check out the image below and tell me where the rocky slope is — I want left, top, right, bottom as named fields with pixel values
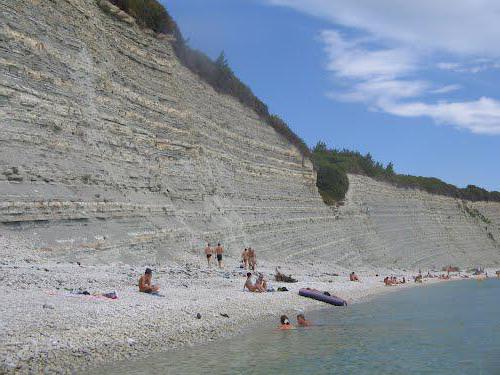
left=1, top=0, right=499, bottom=268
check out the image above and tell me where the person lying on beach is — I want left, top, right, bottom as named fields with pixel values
left=297, top=314, right=311, bottom=327
left=384, top=277, right=393, bottom=286
left=139, top=268, right=160, bottom=293
left=279, top=315, right=295, bottom=330
left=349, top=272, right=360, bottom=282
left=204, top=243, right=213, bottom=267
left=244, top=272, right=262, bottom=292
left=255, top=273, right=268, bottom=292
left=275, top=267, right=298, bottom=283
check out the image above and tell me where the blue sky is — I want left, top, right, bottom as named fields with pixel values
left=165, top=0, right=499, bottom=191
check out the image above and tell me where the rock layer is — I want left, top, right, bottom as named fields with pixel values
left=1, top=0, right=499, bottom=268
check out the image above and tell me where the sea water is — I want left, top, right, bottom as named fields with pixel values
left=94, top=279, right=500, bottom=374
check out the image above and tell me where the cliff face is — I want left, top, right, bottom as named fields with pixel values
left=1, top=0, right=499, bottom=268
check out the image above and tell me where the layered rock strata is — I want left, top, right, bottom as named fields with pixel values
left=1, top=0, right=499, bottom=268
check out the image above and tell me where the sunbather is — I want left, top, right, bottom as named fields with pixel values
left=244, top=272, right=261, bottom=292
left=349, top=272, right=360, bottom=282
left=255, top=273, right=268, bottom=292
left=139, top=268, right=160, bottom=293
left=275, top=267, right=298, bottom=283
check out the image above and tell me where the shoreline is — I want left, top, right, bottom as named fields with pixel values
left=0, top=256, right=490, bottom=374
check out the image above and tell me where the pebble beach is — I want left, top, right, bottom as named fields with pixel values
left=0, top=236, right=468, bottom=374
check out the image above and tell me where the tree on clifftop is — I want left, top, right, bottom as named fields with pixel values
left=214, top=51, right=233, bottom=90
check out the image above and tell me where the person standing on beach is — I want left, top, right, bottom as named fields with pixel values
left=138, top=268, right=160, bottom=293
left=204, top=243, right=213, bottom=267
left=241, top=248, right=249, bottom=269
left=248, top=247, right=257, bottom=270
left=215, top=243, right=224, bottom=268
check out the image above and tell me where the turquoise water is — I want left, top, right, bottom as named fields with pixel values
left=95, top=279, right=500, bottom=374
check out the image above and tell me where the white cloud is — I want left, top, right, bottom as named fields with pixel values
left=333, top=80, right=429, bottom=104
left=321, top=30, right=416, bottom=80
left=430, top=84, right=461, bottom=94
left=436, top=62, right=462, bottom=71
left=265, top=1, right=500, bottom=135
left=321, top=31, right=427, bottom=102
left=321, top=31, right=433, bottom=104
left=382, top=98, right=500, bottom=135
left=436, top=60, right=500, bottom=74
left=266, top=0, right=500, bottom=57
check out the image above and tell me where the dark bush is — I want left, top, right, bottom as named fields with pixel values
left=316, top=162, right=349, bottom=204
left=109, top=0, right=177, bottom=33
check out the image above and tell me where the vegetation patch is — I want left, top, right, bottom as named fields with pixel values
left=311, top=142, right=500, bottom=205
left=108, top=0, right=177, bottom=33
left=463, top=204, right=492, bottom=224
left=487, top=232, right=495, bottom=242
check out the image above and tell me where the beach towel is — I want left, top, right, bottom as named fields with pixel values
left=102, top=291, right=118, bottom=299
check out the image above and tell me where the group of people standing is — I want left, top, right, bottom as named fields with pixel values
left=203, top=243, right=257, bottom=271
left=241, top=247, right=257, bottom=270
left=204, top=243, right=225, bottom=268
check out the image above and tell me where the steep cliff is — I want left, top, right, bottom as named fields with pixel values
left=1, top=0, right=499, bottom=268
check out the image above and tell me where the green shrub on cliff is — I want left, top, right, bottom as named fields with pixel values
left=315, top=162, right=349, bottom=204
left=312, top=141, right=500, bottom=204
left=109, top=0, right=177, bottom=33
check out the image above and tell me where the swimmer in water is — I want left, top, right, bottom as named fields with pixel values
left=279, top=315, right=295, bottom=330
left=296, top=313, right=311, bottom=327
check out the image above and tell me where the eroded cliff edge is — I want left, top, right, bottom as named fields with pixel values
left=1, top=0, right=499, bottom=268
